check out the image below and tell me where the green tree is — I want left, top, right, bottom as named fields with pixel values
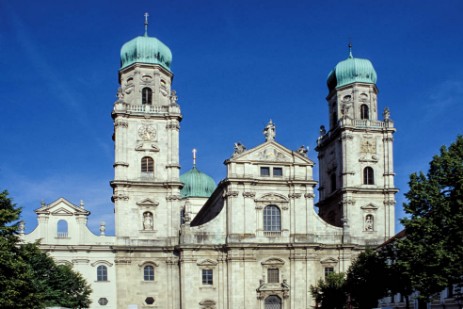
left=310, top=272, right=347, bottom=309
left=398, top=136, right=463, bottom=302
left=0, top=190, right=92, bottom=308
left=345, top=249, right=390, bottom=309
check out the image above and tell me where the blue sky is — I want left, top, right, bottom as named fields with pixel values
left=1, top=1, right=462, bottom=235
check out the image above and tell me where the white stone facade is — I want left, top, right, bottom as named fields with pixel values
left=21, top=31, right=397, bottom=309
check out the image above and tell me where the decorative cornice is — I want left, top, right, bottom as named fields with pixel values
left=304, top=193, right=315, bottom=199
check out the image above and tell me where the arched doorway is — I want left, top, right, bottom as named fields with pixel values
left=265, top=295, right=282, bottom=309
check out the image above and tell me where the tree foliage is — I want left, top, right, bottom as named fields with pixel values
left=310, top=272, right=347, bottom=309
left=345, top=249, right=390, bottom=309
left=0, top=190, right=92, bottom=308
left=397, top=135, right=463, bottom=300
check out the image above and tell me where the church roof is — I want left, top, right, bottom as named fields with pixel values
left=327, top=49, right=377, bottom=91
left=120, top=32, right=172, bottom=71
left=180, top=166, right=216, bottom=198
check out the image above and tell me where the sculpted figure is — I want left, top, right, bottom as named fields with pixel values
left=234, top=142, right=246, bottom=155
left=365, top=214, right=374, bottom=231
left=143, top=212, right=154, bottom=230
left=263, top=120, right=276, bottom=141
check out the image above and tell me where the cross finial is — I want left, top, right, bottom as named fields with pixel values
left=144, top=12, right=149, bottom=36
left=192, top=148, right=197, bottom=167
left=348, top=41, right=353, bottom=58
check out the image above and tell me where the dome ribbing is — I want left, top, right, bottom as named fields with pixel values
left=327, top=53, right=377, bottom=91
left=180, top=167, right=216, bottom=198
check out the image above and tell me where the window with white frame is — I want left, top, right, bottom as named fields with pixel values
left=267, top=268, right=279, bottom=283
left=263, top=205, right=281, bottom=231
left=324, top=267, right=334, bottom=278
left=202, top=269, right=213, bottom=285
left=144, top=265, right=154, bottom=281
left=97, top=265, right=108, bottom=281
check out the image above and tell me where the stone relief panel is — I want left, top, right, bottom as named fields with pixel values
left=359, top=135, right=378, bottom=162
left=258, top=148, right=288, bottom=162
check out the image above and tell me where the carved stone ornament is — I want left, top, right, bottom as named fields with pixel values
left=223, top=191, right=239, bottom=198
left=166, top=195, right=181, bottom=201
left=138, top=125, right=156, bottom=141
left=112, top=193, right=129, bottom=201
left=304, top=193, right=315, bottom=199
left=288, top=193, right=302, bottom=199
left=199, top=299, right=216, bottom=309
left=263, top=119, right=276, bottom=141
left=114, top=120, right=128, bottom=128
left=166, top=122, right=180, bottom=130
left=255, top=193, right=289, bottom=204
left=258, top=148, right=288, bottom=162
left=233, top=142, right=246, bottom=156
left=383, top=199, right=396, bottom=206
left=242, top=192, right=256, bottom=198
left=360, top=139, right=376, bottom=154
left=136, top=198, right=159, bottom=208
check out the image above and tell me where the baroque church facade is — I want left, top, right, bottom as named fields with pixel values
left=21, top=21, right=397, bottom=309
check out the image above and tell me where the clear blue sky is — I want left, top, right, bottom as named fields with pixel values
left=1, top=1, right=462, bottom=235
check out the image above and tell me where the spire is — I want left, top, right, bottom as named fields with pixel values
left=348, top=41, right=353, bottom=58
left=144, top=12, right=149, bottom=36
left=192, top=148, right=197, bottom=167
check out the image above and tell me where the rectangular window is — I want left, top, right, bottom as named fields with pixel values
left=273, top=167, right=283, bottom=176
left=324, top=267, right=334, bottom=278
left=202, top=269, right=213, bottom=285
left=260, top=167, right=270, bottom=176
left=267, top=268, right=279, bottom=283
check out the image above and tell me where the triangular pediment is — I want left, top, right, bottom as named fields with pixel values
left=360, top=203, right=378, bottom=211
left=136, top=198, right=159, bottom=207
left=261, top=257, right=285, bottom=266
left=51, top=207, right=74, bottom=216
left=35, top=197, right=90, bottom=216
left=230, top=141, right=313, bottom=165
left=320, top=257, right=339, bottom=265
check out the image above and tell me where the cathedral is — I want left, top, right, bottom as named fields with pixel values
left=21, top=18, right=397, bottom=309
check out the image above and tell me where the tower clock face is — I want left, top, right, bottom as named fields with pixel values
left=138, top=125, right=156, bottom=141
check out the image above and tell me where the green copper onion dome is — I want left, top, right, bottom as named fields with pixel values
left=327, top=49, right=377, bottom=91
left=180, top=167, right=216, bottom=198
left=120, top=21, right=172, bottom=71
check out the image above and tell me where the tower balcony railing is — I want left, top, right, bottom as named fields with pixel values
left=127, top=104, right=169, bottom=113
left=317, top=118, right=394, bottom=146
left=113, top=101, right=181, bottom=115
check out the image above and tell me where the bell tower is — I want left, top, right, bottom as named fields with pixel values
left=111, top=15, right=182, bottom=244
left=315, top=47, right=397, bottom=245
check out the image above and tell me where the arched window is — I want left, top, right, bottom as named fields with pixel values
left=263, top=205, right=281, bottom=231
left=360, top=104, right=369, bottom=120
left=265, top=295, right=282, bottom=309
left=363, top=167, right=374, bottom=184
left=144, top=265, right=154, bottom=281
left=142, top=87, right=152, bottom=105
left=97, top=265, right=108, bottom=281
left=57, top=219, right=68, bottom=238
left=141, top=157, right=154, bottom=173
